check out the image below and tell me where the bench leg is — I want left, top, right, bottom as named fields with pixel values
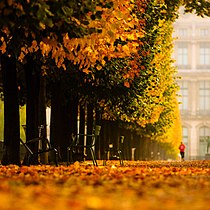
left=118, top=151, right=124, bottom=166
left=67, top=147, right=75, bottom=166
left=89, top=147, right=97, bottom=166
left=102, top=151, right=108, bottom=166
left=67, top=147, right=70, bottom=166
left=53, top=148, right=59, bottom=166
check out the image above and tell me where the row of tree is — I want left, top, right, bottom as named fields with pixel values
left=0, top=0, right=209, bottom=165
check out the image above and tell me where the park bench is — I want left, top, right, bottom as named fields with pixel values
left=67, top=125, right=101, bottom=166
left=20, top=125, right=59, bottom=166
left=103, top=135, right=124, bottom=166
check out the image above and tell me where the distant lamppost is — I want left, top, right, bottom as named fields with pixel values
left=203, top=136, right=210, bottom=160
left=206, top=136, right=210, bottom=154
left=200, top=136, right=210, bottom=153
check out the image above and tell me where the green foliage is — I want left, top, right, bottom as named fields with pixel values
left=136, top=2, right=179, bottom=137
left=0, top=0, right=106, bottom=59
left=71, top=0, right=180, bottom=140
left=164, top=0, right=182, bottom=20
left=19, top=106, right=26, bottom=142
left=91, top=0, right=181, bottom=154
left=183, top=0, right=210, bottom=17
left=78, top=57, right=130, bottom=111
left=1, top=0, right=208, bottom=155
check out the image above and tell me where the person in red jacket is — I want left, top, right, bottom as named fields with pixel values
left=179, top=142, right=186, bottom=161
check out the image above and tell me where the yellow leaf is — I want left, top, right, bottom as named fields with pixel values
left=96, top=65, right=102, bottom=70
left=0, top=39, right=7, bottom=54
left=124, top=81, right=130, bottom=88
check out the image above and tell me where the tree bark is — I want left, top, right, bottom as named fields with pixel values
left=50, top=80, right=78, bottom=162
left=1, top=55, right=20, bottom=165
left=50, top=80, right=62, bottom=161
left=86, top=103, right=93, bottom=159
left=95, top=106, right=102, bottom=159
left=39, top=76, right=47, bottom=163
left=79, top=105, right=85, bottom=144
left=23, top=57, right=40, bottom=165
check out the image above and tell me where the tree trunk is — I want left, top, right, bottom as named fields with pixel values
left=100, top=120, right=106, bottom=160
left=50, top=80, right=63, bottom=161
left=111, top=121, right=118, bottom=155
left=59, top=100, right=71, bottom=161
left=79, top=105, right=85, bottom=144
left=86, top=103, right=93, bottom=159
left=23, top=57, right=40, bottom=165
left=1, top=55, right=20, bottom=165
left=50, top=80, right=78, bottom=162
left=39, top=76, right=47, bottom=163
left=95, top=106, right=102, bottom=159
left=124, top=129, right=131, bottom=160
left=69, top=97, right=78, bottom=140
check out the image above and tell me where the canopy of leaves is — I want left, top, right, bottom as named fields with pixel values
left=0, top=0, right=145, bottom=72
left=1, top=0, right=207, bottom=151
left=0, top=0, right=102, bottom=62
left=82, top=0, right=182, bottom=155
left=183, top=0, right=210, bottom=17
left=99, top=1, right=179, bottom=127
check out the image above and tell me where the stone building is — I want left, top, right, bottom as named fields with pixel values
left=173, top=8, right=210, bottom=160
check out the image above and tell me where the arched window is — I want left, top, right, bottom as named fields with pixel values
left=199, top=126, right=210, bottom=158
left=182, top=126, right=189, bottom=159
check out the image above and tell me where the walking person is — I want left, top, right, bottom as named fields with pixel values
left=179, top=142, right=186, bottom=161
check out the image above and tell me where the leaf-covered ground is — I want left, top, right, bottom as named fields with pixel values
left=0, top=160, right=209, bottom=210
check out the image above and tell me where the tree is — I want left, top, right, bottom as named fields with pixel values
left=183, top=0, right=210, bottom=17
left=0, top=55, right=20, bottom=165
left=91, top=0, right=182, bottom=156
left=1, top=0, right=210, bottom=164
left=0, top=0, right=145, bottom=164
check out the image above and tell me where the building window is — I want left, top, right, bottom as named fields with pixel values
left=200, top=28, right=209, bottom=37
left=178, top=81, right=188, bottom=113
left=199, top=43, right=210, bottom=66
left=177, top=42, right=188, bottom=68
left=178, top=28, right=188, bottom=36
left=199, top=81, right=210, bottom=113
left=182, top=127, right=189, bottom=159
left=199, top=126, right=210, bottom=158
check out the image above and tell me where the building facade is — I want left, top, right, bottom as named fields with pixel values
left=173, top=8, right=210, bottom=160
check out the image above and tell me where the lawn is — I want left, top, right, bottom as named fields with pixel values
left=0, top=160, right=209, bottom=210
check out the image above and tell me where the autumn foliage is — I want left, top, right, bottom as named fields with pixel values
left=0, top=0, right=182, bottom=161
left=0, top=0, right=145, bottom=71
left=1, top=0, right=210, bottom=164
left=0, top=161, right=209, bottom=210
